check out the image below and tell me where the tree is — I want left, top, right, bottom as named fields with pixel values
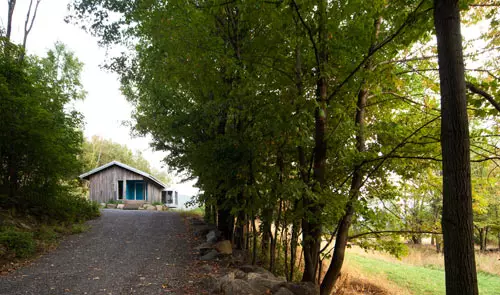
left=434, top=0, right=478, bottom=294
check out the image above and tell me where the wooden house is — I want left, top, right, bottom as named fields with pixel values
left=79, top=161, right=168, bottom=204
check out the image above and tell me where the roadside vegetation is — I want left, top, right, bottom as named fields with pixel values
left=69, top=0, right=500, bottom=293
left=0, top=3, right=101, bottom=268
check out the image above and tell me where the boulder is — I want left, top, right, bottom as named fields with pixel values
left=194, top=224, right=217, bottom=237
left=206, top=229, right=222, bottom=243
left=155, top=205, right=163, bottom=211
left=220, top=278, right=260, bottom=295
left=246, top=272, right=285, bottom=294
left=195, top=241, right=214, bottom=250
left=146, top=205, right=156, bottom=210
left=239, top=265, right=276, bottom=279
left=106, top=204, right=117, bottom=209
left=116, top=204, right=125, bottom=209
left=195, top=242, right=215, bottom=256
left=214, top=240, right=232, bottom=255
left=200, top=249, right=219, bottom=261
left=100, top=203, right=106, bottom=208
left=271, top=282, right=319, bottom=295
left=274, top=287, right=295, bottom=295
left=215, top=273, right=260, bottom=295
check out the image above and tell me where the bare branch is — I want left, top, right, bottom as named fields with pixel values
left=22, top=0, right=41, bottom=51
left=349, top=230, right=442, bottom=240
left=6, top=0, right=17, bottom=41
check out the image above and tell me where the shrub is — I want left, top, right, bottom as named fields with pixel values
left=107, top=200, right=123, bottom=205
left=152, top=201, right=163, bottom=206
left=0, top=228, right=35, bottom=258
left=20, top=184, right=100, bottom=224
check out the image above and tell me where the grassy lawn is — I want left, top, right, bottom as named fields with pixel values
left=346, top=253, right=500, bottom=295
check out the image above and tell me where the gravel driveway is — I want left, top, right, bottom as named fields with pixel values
left=0, top=210, right=203, bottom=295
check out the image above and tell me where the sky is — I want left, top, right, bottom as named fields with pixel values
left=1, top=0, right=199, bottom=202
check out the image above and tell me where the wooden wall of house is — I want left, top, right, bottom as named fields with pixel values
left=148, top=182, right=163, bottom=203
left=87, top=166, right=164, bottom=203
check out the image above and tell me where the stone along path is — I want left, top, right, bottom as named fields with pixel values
left=0, top=210, right=204, bottom=295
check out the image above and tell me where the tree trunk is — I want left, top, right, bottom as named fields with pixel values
left=290, top=213, right=300, bottom=281
left=479, top=228, right=485, bottom=251
left=270, top=200, right=283, bottom=273
left=484, top=227, right=489, bottom=251
left=234, top=209, right=246, bottom=250
left=434, top=1, right=478, bottom=294
left=261, top=207, right=272, bottom=264
left=302, top=0, right=328, bottom=282
left=320, top=86, right=367, bottom=294
left=6, top=0, right=17, bottom=41
left=497, top=232, right=500, bottom=249
left=320, top=14, right=381, bottom=294
left=217, top=197, right=234, bottom=241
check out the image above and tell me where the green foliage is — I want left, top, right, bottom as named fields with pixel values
left=0, top=228, right=35, bottom=258
left=19, top=184, right=100, bottom=224
left=67, top=0, right=500, bottom=290
left=107, top=199, right=123, bottom=205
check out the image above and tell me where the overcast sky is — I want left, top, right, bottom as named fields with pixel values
left=2, top=0, right=198, bottom=197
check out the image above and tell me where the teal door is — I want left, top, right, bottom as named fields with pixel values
left=135, top=182, right=144, bottom=200
left=126, top=181, right=135, bottom=200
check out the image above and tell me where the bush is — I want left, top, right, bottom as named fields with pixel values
left=16, top=182, right=101, bottom=224
left=151, top=201, right=163, bottom=206
left=0, top=229, right=36, bottom=258
left=107, top=199, right=123, bottom=205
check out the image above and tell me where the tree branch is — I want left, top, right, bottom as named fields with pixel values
left=465, top=81, right=500, bottom=112
left=290, top=0, right=320, bottom=69
left=349, top=230, right=442, bottom=240
left=327, top=0, right=431, bottom=102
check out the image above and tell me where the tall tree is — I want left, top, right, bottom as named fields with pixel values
left=434, top=0, right=478, bottom=294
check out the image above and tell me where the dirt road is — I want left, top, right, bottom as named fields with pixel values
left=0, top=210, right=203, bottom=295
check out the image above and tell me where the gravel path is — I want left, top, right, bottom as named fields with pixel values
left=0, top=210, right=204, bottom=295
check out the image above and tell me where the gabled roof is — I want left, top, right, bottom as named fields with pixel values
left=79, top=161, right=167, bottom=188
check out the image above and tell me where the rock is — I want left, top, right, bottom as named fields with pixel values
left=246, top=272, right=285, bottom=294
left=116, top=204, right=125, bottom=209
left=274, top=287, right=295, bottom=295
left=100, top=203, right=106, bottom=208
left=271, top=282, right=319, bottom=295
left=214, top=240, right=232, bottom=255
left=146, top=205, right=156, bottom=210
left=155, top=205, right=163, bottom=211
left=201, top=274, right=218, bottom=292
left=220, top=278, right=260, bottom=295
left=195, top=241, right=214, bottom=250
left=194, top=224, right=217, bottom=237
left=215, top=273, right=260, bottom=295
left=106, top=204, right=117, bottom=209
left=239, top=265, right=276, bottom=279
left=206, top=229, right=221, bottom=243
left=200, top=249, right=219, bottom=261
left=195, top=242, right=215, bottom=256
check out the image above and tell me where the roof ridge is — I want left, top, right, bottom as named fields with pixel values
left=79, top=160, right=167, bottom=189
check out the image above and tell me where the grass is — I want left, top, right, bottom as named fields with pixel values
left=345, top=250, right=500, bottom=295
left=174, top=207, right=204, bottom=218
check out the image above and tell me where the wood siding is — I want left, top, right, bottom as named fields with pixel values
left=87, top=166, right=164, bottom=203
